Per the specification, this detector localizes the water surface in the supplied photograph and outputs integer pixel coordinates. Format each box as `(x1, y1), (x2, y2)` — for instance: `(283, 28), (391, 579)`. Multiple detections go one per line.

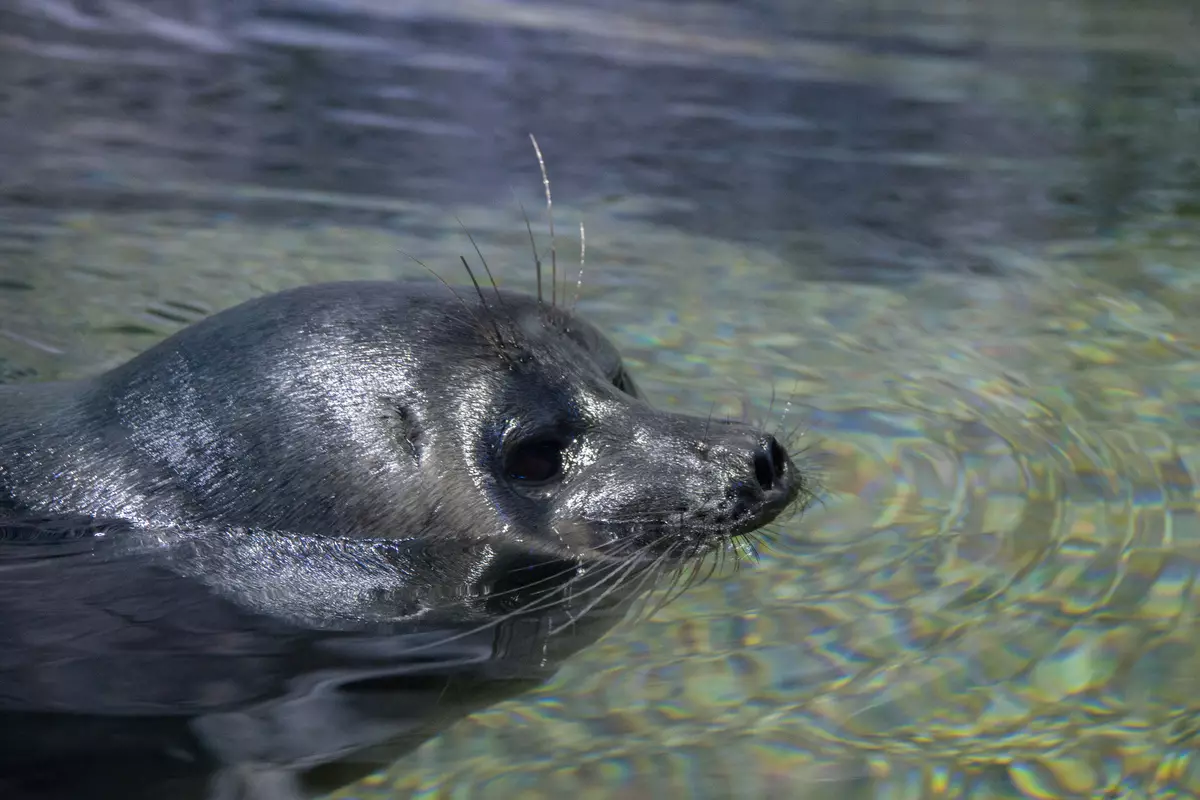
(2, 0), (1199, 797)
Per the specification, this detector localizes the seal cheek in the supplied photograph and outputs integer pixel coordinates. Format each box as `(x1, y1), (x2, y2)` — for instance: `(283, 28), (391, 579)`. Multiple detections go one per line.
(546, 517), (598, 554)
(548, 470), (660, 554)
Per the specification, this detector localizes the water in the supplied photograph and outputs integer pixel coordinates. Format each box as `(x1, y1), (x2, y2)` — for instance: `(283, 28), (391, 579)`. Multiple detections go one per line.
(1, 0), (1199, 797)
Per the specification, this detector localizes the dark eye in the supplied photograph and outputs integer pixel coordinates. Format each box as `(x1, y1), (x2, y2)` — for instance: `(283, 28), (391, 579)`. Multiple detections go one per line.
(506, 439), (565, 484)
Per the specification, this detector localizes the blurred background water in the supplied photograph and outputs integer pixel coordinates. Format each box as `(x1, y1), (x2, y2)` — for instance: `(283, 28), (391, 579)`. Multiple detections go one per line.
(1, 0), (1199, 797)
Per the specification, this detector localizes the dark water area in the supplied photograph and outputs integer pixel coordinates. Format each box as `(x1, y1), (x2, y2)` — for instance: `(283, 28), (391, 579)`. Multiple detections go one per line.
(3, 0), (1197, 283)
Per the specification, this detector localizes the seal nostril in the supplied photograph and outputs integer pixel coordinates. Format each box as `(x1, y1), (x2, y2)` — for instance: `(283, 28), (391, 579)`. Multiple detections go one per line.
(753, 436), (787, 492)
(753, 450), (774, 491)
(769, 437), (788, 477)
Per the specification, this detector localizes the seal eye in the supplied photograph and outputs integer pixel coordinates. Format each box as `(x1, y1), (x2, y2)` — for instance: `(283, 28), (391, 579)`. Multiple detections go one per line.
(506, 439), (565, 484)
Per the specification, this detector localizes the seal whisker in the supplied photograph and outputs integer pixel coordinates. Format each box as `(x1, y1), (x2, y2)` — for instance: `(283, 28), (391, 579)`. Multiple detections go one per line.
(528, 133), (557, 308)
(397, 248), (508, 358)
(782, 422), (807, 448)
(590, 536), (649, 557)
(686, 545), (715, 587)
(585, 537), (672, 568)
(511, 558), (651, 639)
(512, 569), (611, 620)
(655, 553), (693, 609)
(0, 327), (64, 356)
(581, 513), (682, 526)
(512, 191), (545, 306)
(770, 376), (803, 444)
(641, 548), (705, 621)
(458, 255), (509, 349)
(619, 546), (686, 628)
(503, 563), (615, 622)
(681, 549), (719, 596)
(570, 220), (586, 315)
(702, 399), (717, 448)
(727, 544), (746, 573)
(454, 215), (509, 316)
(580, 538), (672, 606)
(395, 556), (634, 656)
(514, 542), (640, 608)
(711, 375), (754, 427)
(551, 553), (647, 636)
(482, 561), (587, 602)
(732, 539), (749, 570)
(645, 534), (697, 605)
(608, 542), (682, 627)
(740, 531), (767, 564)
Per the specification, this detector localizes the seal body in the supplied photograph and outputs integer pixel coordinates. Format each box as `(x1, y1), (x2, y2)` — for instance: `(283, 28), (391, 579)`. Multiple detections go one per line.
(0, 281), (804, 799)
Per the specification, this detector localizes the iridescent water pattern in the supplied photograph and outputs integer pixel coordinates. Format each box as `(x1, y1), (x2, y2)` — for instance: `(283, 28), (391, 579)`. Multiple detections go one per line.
(2, 0), (1200, 798)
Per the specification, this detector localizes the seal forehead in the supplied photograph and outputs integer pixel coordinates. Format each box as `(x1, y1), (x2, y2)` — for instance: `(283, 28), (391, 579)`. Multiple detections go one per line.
(496, 299), (621, 374)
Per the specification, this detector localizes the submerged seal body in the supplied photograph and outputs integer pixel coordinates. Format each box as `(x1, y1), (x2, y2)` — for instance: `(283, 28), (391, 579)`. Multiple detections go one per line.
(0, 280), (805, 799)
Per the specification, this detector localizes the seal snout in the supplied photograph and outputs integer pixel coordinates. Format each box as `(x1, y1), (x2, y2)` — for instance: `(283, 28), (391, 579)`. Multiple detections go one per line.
(723, 433), (798, 531)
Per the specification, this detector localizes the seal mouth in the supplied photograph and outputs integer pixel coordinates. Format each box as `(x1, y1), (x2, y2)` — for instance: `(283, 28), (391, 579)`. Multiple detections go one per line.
(570, 435), (806, 564)
(689, 433), (803, 545)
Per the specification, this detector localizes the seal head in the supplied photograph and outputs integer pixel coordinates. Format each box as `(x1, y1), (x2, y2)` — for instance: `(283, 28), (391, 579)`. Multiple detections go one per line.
(0, 281), (803, 624)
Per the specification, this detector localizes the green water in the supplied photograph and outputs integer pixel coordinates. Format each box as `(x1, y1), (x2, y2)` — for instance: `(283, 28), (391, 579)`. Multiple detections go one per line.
(2, 0), (1199, 797)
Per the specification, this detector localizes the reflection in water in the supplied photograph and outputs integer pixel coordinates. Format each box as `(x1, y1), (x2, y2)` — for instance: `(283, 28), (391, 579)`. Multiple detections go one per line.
(0, 516), (629, 798)
(1074, 47), (1200, 234)
(1, 0), (1098, 281)
(1, 0), (1200, 798)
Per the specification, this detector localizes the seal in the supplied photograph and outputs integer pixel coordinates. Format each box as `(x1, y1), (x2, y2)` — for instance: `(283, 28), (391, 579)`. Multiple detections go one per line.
(0, 279), (807, 799)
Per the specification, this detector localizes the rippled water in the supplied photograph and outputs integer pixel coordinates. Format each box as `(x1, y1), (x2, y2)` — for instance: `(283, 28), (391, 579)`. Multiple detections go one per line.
(2, 0), (1200, 797)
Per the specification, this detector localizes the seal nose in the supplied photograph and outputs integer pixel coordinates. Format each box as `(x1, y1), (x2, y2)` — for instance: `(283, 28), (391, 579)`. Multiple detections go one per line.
(751, 435), (788, 492)
(722, 434), (794, 527)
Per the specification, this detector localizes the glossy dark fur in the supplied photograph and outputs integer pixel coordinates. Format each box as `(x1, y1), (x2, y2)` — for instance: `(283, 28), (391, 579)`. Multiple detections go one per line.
(0, 281), (805, 799)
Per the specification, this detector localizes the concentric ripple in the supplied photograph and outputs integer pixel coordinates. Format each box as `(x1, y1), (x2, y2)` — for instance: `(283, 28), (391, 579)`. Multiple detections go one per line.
(754, 388), (1200, 793)
(333, 235), (1200, 800)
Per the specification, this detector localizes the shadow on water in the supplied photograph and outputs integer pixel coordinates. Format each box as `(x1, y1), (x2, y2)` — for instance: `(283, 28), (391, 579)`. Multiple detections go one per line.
(2, 1), (1200, 799)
